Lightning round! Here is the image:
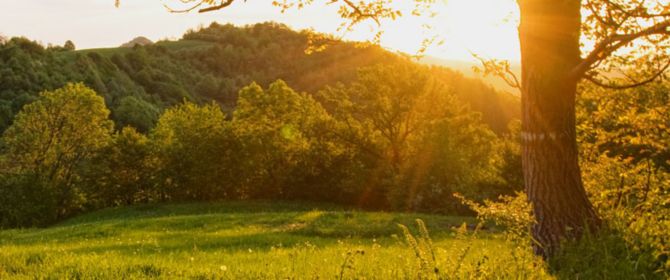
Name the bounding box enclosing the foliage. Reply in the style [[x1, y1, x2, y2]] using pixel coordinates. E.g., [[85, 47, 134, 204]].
[[152, 101, 237, 201], [318, 64, 509, 212], [439, 79, 670, 278], [0, 83, 114, 225], [549, 227, 665, 279], [0, 71, 518, 226], [578, 81, 670, 276], [398, 219, 440, 279], [457, 189, 664, 278], [498, 121, 524, 190], [456, 192, 534, 242], [233, 80, 342, 200], [578, 82, 670, 171], [112, 96, 161, 132], [63, 40, 76, 51], [0, 23, 518, 135], [0, 29, 520, 227], [0, 173, 57, 228], [83, 127, 157, 208]]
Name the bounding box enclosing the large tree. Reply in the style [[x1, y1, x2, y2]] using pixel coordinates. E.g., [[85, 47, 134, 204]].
[[147, 0, 670, 257], [319, 63, 503, 212], [1, 83, 114, 221]]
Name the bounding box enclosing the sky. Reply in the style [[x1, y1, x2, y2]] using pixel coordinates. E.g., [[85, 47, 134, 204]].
[[0, 0, 520, 62]]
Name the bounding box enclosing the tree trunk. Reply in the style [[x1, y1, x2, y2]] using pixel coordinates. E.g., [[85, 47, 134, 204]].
[[518, 0, 601, 257]]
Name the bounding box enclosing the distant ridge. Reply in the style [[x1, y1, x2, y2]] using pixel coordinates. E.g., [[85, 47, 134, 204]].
[[120, 36, 153, 48]]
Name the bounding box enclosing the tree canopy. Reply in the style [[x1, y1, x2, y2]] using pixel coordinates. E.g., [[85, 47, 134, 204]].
[[0, 23, 517, 134], [0, 83, 114, 224]]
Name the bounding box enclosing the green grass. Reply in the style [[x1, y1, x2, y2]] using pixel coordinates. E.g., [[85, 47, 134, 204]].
[[154, 40, 215, 51], [0, 201, 550, 279]]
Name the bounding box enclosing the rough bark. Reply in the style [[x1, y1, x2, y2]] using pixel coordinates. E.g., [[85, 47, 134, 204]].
[[518, 0, 601, 257]]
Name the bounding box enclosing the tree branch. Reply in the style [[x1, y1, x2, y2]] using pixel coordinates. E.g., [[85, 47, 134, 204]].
[[198, 0, 236, 13], [161, 0, 237, 14], [472, 54, 521, 91], [584, 59, 670, 90], [573, 19, 670, 78], [168, 0, 383, 25], [164, 1, 204, 13], [340, 0, 382, 25]]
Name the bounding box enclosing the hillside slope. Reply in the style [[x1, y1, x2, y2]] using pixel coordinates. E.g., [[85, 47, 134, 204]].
[[0, 22, 519, 134]]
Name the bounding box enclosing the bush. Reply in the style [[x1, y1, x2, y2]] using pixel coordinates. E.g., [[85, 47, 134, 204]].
[[578, 82, 670, 276], [550, 229, 663, 279], [458, 191, 665, 278], [0, 173, 58, 228], [112, 96, 160, 132]]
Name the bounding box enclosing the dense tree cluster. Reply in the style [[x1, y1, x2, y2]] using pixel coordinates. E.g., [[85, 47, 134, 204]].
[[0, 61, 522, 227]]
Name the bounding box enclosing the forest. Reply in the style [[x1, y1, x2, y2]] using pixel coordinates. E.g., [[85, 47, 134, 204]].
[[0, 23, 524, 224], [0, 19, 668, 279]]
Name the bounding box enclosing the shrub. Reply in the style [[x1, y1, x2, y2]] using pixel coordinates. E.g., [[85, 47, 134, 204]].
[[0, 173, 58, 227]]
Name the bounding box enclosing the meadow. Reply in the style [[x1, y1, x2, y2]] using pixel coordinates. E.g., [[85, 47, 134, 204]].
[[0, 201, 550, 279]]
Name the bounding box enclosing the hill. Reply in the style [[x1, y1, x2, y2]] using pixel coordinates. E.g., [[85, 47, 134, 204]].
[[121, 36, 154, 48], [0, 201, 549, 279], [0, 22, 519, 134]]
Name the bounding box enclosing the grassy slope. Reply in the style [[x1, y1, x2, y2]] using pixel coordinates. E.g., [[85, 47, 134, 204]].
[[0, 202, 549, 279], [57, 40, 215, 59]]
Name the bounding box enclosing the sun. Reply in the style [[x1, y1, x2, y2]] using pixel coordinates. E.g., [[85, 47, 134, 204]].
[[276, 0, 520, 62], [443, 0, 520, 61]]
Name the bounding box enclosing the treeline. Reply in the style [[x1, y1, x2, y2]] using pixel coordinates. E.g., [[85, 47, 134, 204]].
[[0, 22, 519, 135], [0, 63, 523, 227]]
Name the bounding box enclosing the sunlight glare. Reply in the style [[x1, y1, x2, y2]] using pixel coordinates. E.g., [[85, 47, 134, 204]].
[[345, 0, 521, 62]]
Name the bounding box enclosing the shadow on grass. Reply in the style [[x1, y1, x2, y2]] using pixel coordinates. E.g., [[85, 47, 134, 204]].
[[57, 200, 348, 226], [291, 210, 477, 238], [65, 231, 343, 255], [0, 201, 476, 252]]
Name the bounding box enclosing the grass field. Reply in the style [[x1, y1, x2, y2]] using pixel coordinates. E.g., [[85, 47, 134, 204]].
[[0, 201, 550, 279]]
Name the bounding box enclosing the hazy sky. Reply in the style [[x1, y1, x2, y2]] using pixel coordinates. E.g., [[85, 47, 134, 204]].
[[0, 0, 520, 62]]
